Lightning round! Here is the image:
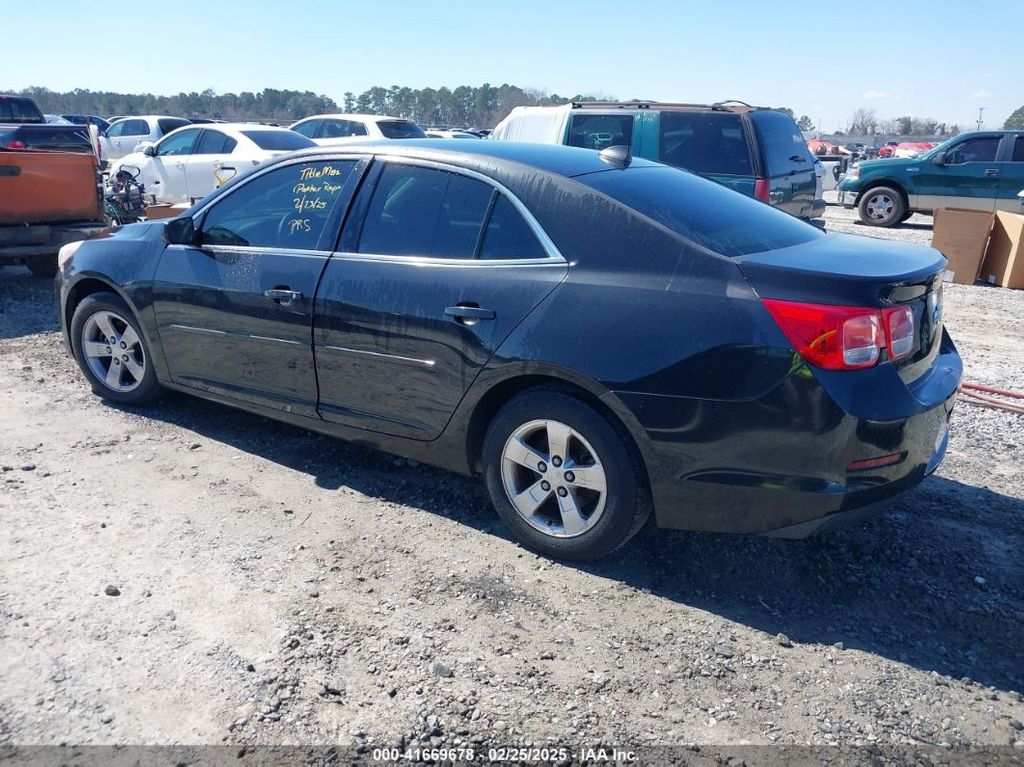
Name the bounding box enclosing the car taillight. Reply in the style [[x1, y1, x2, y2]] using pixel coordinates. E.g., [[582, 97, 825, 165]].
[[753, 178, 771, 203], [883, 306, 914, 360], [762, 299, 915, 371], [6, 140, 26, 149]]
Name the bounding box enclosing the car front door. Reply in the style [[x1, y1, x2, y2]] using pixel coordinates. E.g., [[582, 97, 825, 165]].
[[184, 129, 239, 203], [313, 159, 567, 440], [995, 134, 1024, 213], [151, 157, 365, 416], [914, 135, 1002, 212], [146, 128, 201, 203]]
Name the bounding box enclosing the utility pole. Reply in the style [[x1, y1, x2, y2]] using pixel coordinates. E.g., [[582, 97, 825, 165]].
[[976, 107, 985, 130]]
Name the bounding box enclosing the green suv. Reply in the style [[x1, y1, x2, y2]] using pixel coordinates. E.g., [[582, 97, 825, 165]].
[[490, 101, 825, 220], [838, 131, 1024, 226]]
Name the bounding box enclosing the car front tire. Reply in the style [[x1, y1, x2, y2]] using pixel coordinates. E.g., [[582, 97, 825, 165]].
[[857, 186, 906, 227], [70, 292, 162, 405], [482, 390, 651, 561]]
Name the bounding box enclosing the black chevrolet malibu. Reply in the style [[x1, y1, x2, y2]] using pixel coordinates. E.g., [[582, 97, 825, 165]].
[[56, 141, 961, 560]]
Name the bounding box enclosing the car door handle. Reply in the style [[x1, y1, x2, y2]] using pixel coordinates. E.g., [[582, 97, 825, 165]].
[[984, 168, 999, 177], [445, 305, 495, 321], [264, 288, 302, 304]]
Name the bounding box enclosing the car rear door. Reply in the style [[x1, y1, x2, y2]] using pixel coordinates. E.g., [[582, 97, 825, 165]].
[[748, 110, 818, 218], [151, 157, 366, 416], [313, 158, 567, 440], [915, 135, 1001, 212], [184, 129, 239, 203], [995, 134, 1024, 212]]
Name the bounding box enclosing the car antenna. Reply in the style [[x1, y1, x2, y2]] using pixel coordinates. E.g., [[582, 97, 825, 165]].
[[599, 145, 632, 168]]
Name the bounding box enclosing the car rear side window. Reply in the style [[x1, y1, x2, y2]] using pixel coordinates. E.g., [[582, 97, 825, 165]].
[[479, 195, 547, 260], [1013, 137, 1024, 163], [659, 112, 753, 176], [567, 114, 634, 151], [199, 160, 357, 251], [358, 164, 492, 258], [750, 110, 814, 177], [241, 130, 316, 150], [579, 166, 823, 258], [377, 121, 427, 139]]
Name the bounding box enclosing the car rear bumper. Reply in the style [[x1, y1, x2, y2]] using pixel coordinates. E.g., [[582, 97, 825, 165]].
[[615, 339, 960, 535]]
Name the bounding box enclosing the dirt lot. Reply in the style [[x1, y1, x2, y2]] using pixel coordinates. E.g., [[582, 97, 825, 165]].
[[1, 204, 1023, 757]]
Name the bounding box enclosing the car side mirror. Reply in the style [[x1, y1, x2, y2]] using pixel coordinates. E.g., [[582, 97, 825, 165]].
[[143, 144, 157, 157], [932, 152, 946, 166], [164, 216, 196, 245]]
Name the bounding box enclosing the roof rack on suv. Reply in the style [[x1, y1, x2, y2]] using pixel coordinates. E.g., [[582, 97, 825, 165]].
[[570, 100, 763, 113]]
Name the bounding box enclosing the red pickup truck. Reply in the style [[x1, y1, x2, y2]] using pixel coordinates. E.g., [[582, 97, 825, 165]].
[[1, 95, 109, 277]]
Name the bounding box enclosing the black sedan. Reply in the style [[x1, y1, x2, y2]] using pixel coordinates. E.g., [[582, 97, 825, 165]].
[[56, 141, 961, 560]]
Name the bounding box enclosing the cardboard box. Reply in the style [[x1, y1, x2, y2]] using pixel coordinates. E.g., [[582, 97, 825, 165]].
[[144, 203, 190, 220], [930, 207, 994, 285], [980, 211, 1024, 290]]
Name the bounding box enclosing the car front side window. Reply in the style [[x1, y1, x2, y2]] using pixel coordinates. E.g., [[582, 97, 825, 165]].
[[157, 129, 200, 156], [106, 121, 125, 138], [198, 160, 358, 251], [946, 137, 999, 164]]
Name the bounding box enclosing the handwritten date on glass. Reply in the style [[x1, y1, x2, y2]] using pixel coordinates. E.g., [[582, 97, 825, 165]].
[[286, 164, 347, 235]]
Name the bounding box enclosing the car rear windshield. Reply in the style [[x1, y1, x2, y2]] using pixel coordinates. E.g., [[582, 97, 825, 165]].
[[157, 118, 191, 135], [241, 131, 316, 150], [0, 97, 44, 123], [377, 121, 427, 139], [750, 110, 815, 177], [659, 112, 753, 176], [578, 166, 823, 257]]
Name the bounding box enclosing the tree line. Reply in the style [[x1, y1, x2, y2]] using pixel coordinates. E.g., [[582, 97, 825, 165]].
[[4, 84, 597, 127]]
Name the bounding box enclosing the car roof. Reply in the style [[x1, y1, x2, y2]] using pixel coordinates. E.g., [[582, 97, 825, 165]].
[[110, 115, 190, 124], [293, 113, 417, 125], [277, 139, 661, 179]]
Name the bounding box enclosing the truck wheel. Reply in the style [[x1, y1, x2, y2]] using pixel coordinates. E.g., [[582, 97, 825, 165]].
[[482, 390, 651, 561], [857, 186, 905, 227], [70, 292, 162, 405], [27, 258, 57, 279]]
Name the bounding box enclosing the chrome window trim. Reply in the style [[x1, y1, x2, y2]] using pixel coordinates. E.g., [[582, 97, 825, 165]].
[[362, 155, 566, 264], [184, 153, 567, 265]]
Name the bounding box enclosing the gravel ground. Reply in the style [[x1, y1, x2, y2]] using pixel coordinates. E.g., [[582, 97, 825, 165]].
[[1, 209, 1023, 758]]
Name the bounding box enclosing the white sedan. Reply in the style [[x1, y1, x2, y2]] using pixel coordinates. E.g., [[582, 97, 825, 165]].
[[290, 113, 427, 144], [108, 124, 316, 205]]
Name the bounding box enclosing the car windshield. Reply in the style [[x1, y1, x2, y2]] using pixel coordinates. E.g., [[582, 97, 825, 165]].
[[241, 131, 317, 150], [578, 166, 824, 257], [377, 121, 427, 139]]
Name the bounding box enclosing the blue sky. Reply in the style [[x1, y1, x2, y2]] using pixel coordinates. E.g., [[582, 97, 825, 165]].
[[6, 0, 1020, 129]]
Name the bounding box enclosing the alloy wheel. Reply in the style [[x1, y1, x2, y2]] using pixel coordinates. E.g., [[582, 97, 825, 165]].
[[500, 419, 607, 538], [80, 310, 146, 393]]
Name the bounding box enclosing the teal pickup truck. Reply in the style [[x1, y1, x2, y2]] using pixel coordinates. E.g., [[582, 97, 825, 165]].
[[838, 130, 1024, 226]]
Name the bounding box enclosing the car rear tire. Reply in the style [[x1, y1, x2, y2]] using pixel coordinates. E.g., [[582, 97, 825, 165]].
[[482, 390, 651, 561], [857, 186, 905, 227], [70, 292, 162, 405]]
